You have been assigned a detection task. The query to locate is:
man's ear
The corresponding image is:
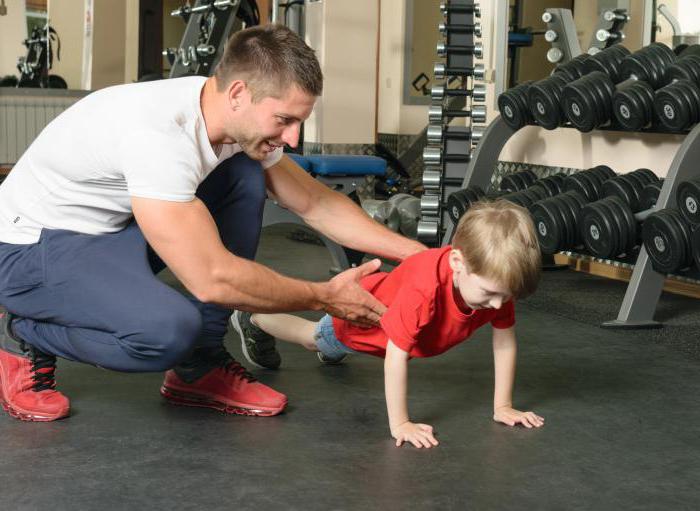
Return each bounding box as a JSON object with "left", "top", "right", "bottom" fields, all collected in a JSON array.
[
  {"left": 448, "top": 249, "right": 465, "bottom": 273},
  {"left": 227, "top": 80, "right": 248, "bottom": 110}
]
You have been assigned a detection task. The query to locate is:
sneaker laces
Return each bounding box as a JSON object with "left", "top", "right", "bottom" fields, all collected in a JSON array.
[
  {"left": 208, "top": 347, "right": 257, "bottom": 383},
  {"left": 29, "top": 349, "right": 58, "bottom": 392}
]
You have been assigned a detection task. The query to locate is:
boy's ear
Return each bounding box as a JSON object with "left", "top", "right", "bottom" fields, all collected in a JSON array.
[{"left": 448, "top": 249, "right": 466, "bottom": 272}]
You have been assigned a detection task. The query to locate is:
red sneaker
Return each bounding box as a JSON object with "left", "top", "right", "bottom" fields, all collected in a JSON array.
[
  {"left": 160, "top": 356, "right": 287, "bottom": 417},
  {"left": 0, "top": 311, "right": 70, "bottom": 422}
]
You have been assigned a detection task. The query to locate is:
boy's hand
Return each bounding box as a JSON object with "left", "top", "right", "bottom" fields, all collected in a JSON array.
[
  {"left": 391, "top": 421, "right": 439, "bottom": 448},
  {"left": 493, "top": 406, "right": 544, "bottom": 428}
]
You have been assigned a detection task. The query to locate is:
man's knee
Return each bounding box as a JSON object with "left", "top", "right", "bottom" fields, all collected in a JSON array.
[{"left": 121, "top": 304, "right": 202, "bottom": 370}]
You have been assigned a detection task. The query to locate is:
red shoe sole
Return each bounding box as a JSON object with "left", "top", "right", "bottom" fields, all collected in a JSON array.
[
  {"left": 0, "top": 399, "right": 69, "bottom": 422},
  {"left": 159, "top": 386, "right": 286, "bottom": 417},
  {"left": 0, "top": 373, "right": 69, "bottom": 422}
]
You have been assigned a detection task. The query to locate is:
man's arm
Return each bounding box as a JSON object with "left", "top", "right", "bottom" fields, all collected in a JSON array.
[
  {"left": 492, "top": 326, "right": 544, "bottom": 428},
  {"left": 385, "top": 340, "right": 438, "bottom": 448},
  {"left": 131, "top": 196, "right": 385, "bottom": 323},
  {"left": 265, "top": 155, "right": 427, "bottom": 261}
]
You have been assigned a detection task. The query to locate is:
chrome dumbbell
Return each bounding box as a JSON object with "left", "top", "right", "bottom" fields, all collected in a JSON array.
[
  {"left": 428, "top": 104, "right": 487, "bottom": 124},
  {"left": 434, "top": 62, "right": 485, "bottom": 80},
  {"left": 437, "top": 41, "right": 483, "bottom": 59},
  {"left": 423, "top": 147, "right": 471, "bottom": 166},
  {"left": 431, "top": 83, "right": 486, "bottom": 103},
  {"left": 426, "top": 125, "right": 484, "bottom": 146},
  {"left": 438, "top": 22, "right": 482, "bottom": 38},
  {"left": 440, "top": 2, "right": 481, "bottom": 18}
]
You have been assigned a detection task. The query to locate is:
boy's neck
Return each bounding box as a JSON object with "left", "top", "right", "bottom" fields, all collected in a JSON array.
[{"left": 452, "top": 283, "right": 473, "bottom": 313}]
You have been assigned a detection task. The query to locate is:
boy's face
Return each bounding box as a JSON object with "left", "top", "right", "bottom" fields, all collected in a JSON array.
[{"left": 449, "top": 250, "right": 512, "bottom": 310}]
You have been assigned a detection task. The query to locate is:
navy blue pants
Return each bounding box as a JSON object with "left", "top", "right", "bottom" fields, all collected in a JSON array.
[{"left": 0, "top": 153, "right": 266, "bottom": 372}]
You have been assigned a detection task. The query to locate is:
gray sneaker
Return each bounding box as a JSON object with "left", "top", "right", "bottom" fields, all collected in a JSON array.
[
  {"left": 317, "top": 351, "right": 346, "bottom": 365},
  {"left": 231, "top": 311, "right": 281, "bottom": 370}
]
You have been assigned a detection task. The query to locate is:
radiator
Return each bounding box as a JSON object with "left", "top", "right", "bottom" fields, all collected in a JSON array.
[{"left": 0, "top": 89, "right": 89, "bottom": 167}]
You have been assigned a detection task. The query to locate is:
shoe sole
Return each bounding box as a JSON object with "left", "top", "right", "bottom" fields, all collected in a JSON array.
[
  {"left": 159, "top": 385, "right": 286, "bottom": 417},
  {"left": 0, "top": 380, "right": 69, "bottom": 422},
  {"left": 230, "top": 311, "right": 269, "bottom": 370}
]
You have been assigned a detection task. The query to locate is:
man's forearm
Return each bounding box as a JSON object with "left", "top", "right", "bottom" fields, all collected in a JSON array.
[
  {"left": 305, "top": 191, "right": 427, "bottom": 262},
  {"left": 207, "top": 253, "right": 325, "bottom": 312}
]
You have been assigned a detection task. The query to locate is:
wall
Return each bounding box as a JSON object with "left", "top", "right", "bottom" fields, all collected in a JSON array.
[
  {"left": 0, "top": 0, "right": 28, "bottom": 78},
  {"left": 90, "top": 0, "right": 127, "bottom": 90},
  {"left": 49, "top": 0, "right": 85, "bottom": 89},
  {"left": 304, "top": 0, "right": 379, "bottom": 146}
]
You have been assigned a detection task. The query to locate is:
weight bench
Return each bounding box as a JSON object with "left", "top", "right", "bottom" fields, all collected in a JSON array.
[{"left": 262, "top": 153, "right": 387, "bottom": 272}]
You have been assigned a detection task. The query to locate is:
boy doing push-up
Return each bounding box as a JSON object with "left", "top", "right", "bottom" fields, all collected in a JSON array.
[{"left": 233, "top": 200, "right": 545, "bottom": 447}]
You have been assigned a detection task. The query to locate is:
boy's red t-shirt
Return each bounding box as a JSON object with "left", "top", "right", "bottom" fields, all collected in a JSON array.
[{"left": 332, "top": 246, "right": 515, "bottom": 358}]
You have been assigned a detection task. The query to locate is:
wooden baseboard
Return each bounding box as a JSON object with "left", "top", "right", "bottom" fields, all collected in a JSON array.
[
  {"left": 553, "top": 253, "right": 700, "bottom": 300},
  {"left": 0, "top": 167, "right": 12, "bottom": 176}
]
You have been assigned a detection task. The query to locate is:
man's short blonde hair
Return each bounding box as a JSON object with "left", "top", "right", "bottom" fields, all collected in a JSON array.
[
  {"left": 214, "top": 24, "right": 323, "bottom": 102},
  {"left": 452, "top": 200, "right": 541, "bottom": 299}
]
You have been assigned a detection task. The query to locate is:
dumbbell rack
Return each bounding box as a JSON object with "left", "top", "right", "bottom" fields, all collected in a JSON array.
[
  {"left": 444, "top": 115, "right": 700, "bottom": 328},
  {"left": 417, "top": 0, "right": 486, "bottom": 245}
]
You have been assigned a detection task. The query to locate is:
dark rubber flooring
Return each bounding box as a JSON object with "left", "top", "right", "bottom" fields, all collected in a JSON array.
[{"left": 1, "top": 225, "right": 699, "bottom": 510}]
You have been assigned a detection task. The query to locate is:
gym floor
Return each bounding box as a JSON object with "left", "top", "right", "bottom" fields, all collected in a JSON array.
[{"left": 1, "top": 224, "right": 699, "bottom": 510}]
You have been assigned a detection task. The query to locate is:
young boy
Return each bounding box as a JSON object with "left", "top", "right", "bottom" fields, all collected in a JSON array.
[{"left": 232, "top": 200, "right": 545, "bottom": 448}]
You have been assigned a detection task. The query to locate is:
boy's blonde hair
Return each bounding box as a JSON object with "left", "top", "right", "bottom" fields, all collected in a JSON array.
[{"left": 452, "top": 200, "right": 541, "bottom": 299}]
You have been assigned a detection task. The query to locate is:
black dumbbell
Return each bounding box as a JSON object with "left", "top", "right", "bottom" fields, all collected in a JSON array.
[
  {"left": 499, "top": 187, "right": 549, "bottom": 212},
  {"left": 498, "top": 81, "right": 534, "bottom": 130},
  {"left": 528, "top": 54, "right": 593, "bottom": 130},
  {"left": 640, "top": 179, "right": 664, "bottom": 210},
  {"left": 601, "top": 168, "right": 659, "bottom": 212},
  {"left": 530, "top": 174, "right": 566, "bottom": 197},
  {"left": 615, "top": 53, "right": 700, "bottom": 130},
  {"left": 531, "top": 190, "right": 588, "bottom": 254},
  {"left": 446, "top": 185, "right": 486, "bottom": 224},
  {"left": 562, "top": 165, "right": 616, "bottom": 202},
  {"left": 676, "top": 177, "right": 700, "bottom": 225},
  {"left": 642, "top": 208, "right": 694, "bottom": 273},
  {"left": 563, "top": 43, "right": 677, "bottom": 132},
  {"left": 499, "top": 169, "right": 538, "bottom": 192}
]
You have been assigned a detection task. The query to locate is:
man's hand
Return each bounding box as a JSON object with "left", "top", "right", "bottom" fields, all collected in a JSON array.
[
  {"left": 320, "top": 259, "right": 386, "bottom": 326},
  {"left": 391, "top": 421, "right": 439, "bottom": 448},
  {"left": 493, "top": 406, "right": 544, "bottom": 428}
]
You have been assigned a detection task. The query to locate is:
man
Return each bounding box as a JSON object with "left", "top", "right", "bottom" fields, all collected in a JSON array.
[{"left": 0, "top": 25, "right": 425, "bottom": 422}]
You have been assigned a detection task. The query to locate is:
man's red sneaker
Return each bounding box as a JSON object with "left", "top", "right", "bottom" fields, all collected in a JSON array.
[
  {"left": 160, "top": 349, "right": 287, "bottom": 417},
  {"left": 0, "top": 310, "right": 70, "bottom": 422}
]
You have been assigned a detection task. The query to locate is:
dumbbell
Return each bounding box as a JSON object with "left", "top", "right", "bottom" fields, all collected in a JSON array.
[
  {"left": 614, "top": 53, "right": 700, "bottom": 130},
  {"left": 434, "top": 63, "right": 485, "bottom": 80},
  {"left": 653, "top": 56, "right": 700, "bottom": 131},
  {"left": 530, "top": 174, "right": 566, "bottom": 197},
  {"left": 561, "top": 165, "right": 617, "bottom": 202},
  {"left": 440, "top": 2, "right": 481, "bottom": 17},
  {"left": 438, "top": 23, "right": 482, "bottom": 37},
  {"left": 361, "top": 199, "right": 401, "bottom": 232},
  {"left": 437, "top": 42, "right": 483, "bottom": 59},
  {"left": 446, "top": 185, "right": 486, "bottom": 224},
  {"left": 527, "top": 53, "right": 595, "bottom": 130},
  {"left": 428, "top": 104, "right": 487, "bottom": 124},
  {"left": 499, "top": 186, "right": 549, "bottom": 212},
  {"left": 640, "top": 180, "right": 664, "bottom": 210},
  {"left": 426, "top": 125, "right": 484, "bottom": 147},
  {"left": 499, "top": 169, "right": 538, "bottom": 192},
  {"left": 642, "top": 208, "right": 694, "bottom": 273},
  {"left": 388, "top": 194, "right": 422, "bottom": 238},
  {"left": 421, "top": 170, "right": 464, "bottom": 191},
  {"left": 601, "top": 168, "right": 659, "bottom": 212},
  {"left": 498, "top": 81, "right": 534, "bottom": 130},
  {"left": 422, "top": 146, "right": 471, "bottom": 166},
  {"left": 563, "top": 43, "right": 677, "bottom": 132},
  {"left": 531, "top": 190, "right": 589, "bottom": 254},
  {"left": 431, "top": 83, "right": 486, "bottom": 102},
  {"left": 676, "top": 177, "right": 700, "bottom": 225}
]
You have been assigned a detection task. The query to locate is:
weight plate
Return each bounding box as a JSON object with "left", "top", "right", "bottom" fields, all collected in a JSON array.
[
  {"left": 618, "top": 174, "right": 643, "bottom": 211},
  {"left": 691, "top": 225, "right": 700, "bottom": 269},
  {"left": 581, "top": 201, "right": 617, "bottom": 258},
  {"left": 532, "top": 199, "right": 566, "bottom": 254},
  {"left": 602, "top": 197, "right": 630, "bottom": 255},
  {"left": 676, "top": 178, "right": 700, "bottom": 225},
  {"left": 640, "top": 181, "right": 663, "bottom": 211},
  {"left": 632, "top": 168, "right": 658, "bottom": 183},
  {"left": 551, "top": 196, "right": 575, "bottom": 248},
  {"left": 602, "top": 177, "right": 637, "bottom": 211},
  {"left": 558, "top": 192, "right": 583, "bottom": 246}
]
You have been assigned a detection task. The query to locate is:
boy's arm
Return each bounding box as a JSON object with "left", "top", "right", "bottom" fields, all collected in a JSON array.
[
  {"left": 492, "top": 326, "right": 545, "bottom": 428},
  {"left": 384, "top": 340, "right": 439, "bottom": 448}
]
